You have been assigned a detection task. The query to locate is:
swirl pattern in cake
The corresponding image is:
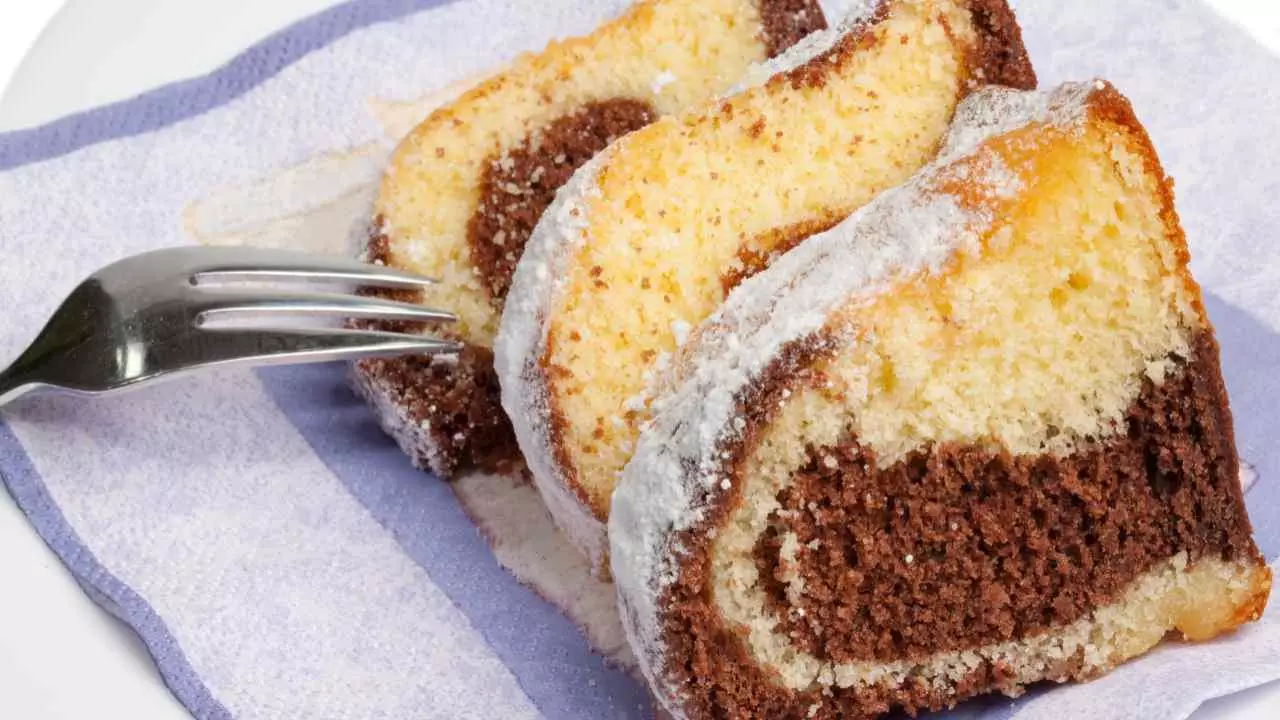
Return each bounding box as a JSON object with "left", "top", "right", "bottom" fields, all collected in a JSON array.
[{"left": 610, "top": 81, "right": 1271, "bottom": 720}]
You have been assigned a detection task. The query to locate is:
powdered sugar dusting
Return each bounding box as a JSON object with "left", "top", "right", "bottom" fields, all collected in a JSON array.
[
  {"left": 609, "top": 82, "right": 1104, "bottom": 713},
  {"left": 350, "top": 362, "right": 453, "bottom": 476},
  {"left": 939, "top": 81, "right": 1095, "bottom": 163},
  {"left": 496, "top": 148, "right": 616, "bottom": 569},
  {"left": 671, "top": 319, "right": 693, "bottom": 347}
]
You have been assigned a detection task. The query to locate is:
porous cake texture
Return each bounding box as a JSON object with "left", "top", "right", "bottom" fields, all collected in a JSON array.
[
  {"left": 610, "top": 81, "right": 1270, "bottom": 720},
  {"left": 353, "top": 0, "right": 827, "bottom": 477},
  {"left": 497, "top": 0, "right": 1035, "bottom": 570}
]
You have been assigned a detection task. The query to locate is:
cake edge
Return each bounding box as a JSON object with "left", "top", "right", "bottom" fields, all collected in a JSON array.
[{"left": 497, "top": 148, "right": 620, "bottom": 572}]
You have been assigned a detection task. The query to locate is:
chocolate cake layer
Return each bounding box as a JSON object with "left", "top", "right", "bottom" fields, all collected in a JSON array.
[
  {"left": 783, "top": 0, "right": 1035, "bottom": 93},
  {"left": 757, "top": 0, "right": 828, "bottom": 58},
  {"left": 354, "top": 233, "right": 515, "bottom": 476},
  {"left": 468, "top": 99, "right": 656, "bottom": 303},
  {"left": 651, "top": 332, "right": 1260, "bottom": 719},
  {"left": 751, "top": 332, "right": 1257, "bottom": 663},
  {"left": 966, "top": 0, "right": 1037, "bottom": 90},
  {"left": 354, "top": 343, "right": 519, "bottom": 477}
]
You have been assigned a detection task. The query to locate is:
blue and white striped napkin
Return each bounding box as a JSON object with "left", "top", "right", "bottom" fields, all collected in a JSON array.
[{"left": 1, "top": 1, "right": 1278, "bottom": 718}]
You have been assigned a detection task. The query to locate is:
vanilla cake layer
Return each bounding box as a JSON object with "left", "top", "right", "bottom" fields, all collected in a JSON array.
[
  {"left": 498, "top": 0, "right": 1035, "bottom": 569},
  {"left": 610, "top": 82, "right": 1270, "bottom": 720},
  {"left": 353, "top": 0, "right": 827, "bottom": 476}
]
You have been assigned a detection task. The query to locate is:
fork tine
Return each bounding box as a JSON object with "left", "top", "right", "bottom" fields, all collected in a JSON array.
[
  {"left": 193, "top": 289, "right": 456, "bottom": 324},
  {"left": 179, "top": 327, "right": 461, "bottom": 368},
  {"left": 188, "top": 247, "right": 438, "bottom": 289}
]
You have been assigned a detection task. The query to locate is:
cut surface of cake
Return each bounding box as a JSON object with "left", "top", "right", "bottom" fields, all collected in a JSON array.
[
  {"left": 609, "top": 81, "right": 1271, "bottom": 720},
  {"left": 497, "top": 0, "right": 1035, "bottom": 570},
  {"left": 352, "top": 0, "right": 827, "bottom": 477}
]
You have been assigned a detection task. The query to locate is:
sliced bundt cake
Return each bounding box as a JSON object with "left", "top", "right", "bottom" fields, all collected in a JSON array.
[
  {"left": 350, "top": 0, "right": 828, "bottom": 477},
  {"left": 610, "top": 81, "right": 1271, "bottom": 720},
  {"left": 497, "top": 0, "right": 1035, "bottom": 570}
]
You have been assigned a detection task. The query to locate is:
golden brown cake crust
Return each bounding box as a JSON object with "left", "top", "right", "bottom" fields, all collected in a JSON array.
[
  {"left": 542, "top": 331, "right": 600, "bottom": 510},
  {"left": 1085, "top": 85, "right": 1205, "bottom": 324}
]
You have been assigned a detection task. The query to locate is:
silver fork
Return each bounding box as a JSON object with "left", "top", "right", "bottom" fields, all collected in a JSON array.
[{"left": 0, "top": 247, "right": 459, "bottom": 406}]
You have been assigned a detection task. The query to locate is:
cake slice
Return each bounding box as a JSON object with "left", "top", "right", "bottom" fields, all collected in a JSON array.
[
  {"left": 497, "top": 0, "right": 1035, "bottom": 570},
  {"left": 350, "top": 0, "right": 827, "bottom": 477},
  {"left": 610, "top": 81, "right": 1271, "bottom": 720}
]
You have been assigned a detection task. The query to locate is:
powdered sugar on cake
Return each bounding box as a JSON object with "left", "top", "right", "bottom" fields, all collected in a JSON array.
[
  {"left": 939, "top": 80, "right": 1098, "bottom": 162},
  {"left": 609, "top": 82, "right": 1099, "bottom": 703},
  {"left": 496, "top": 148, "right": 617, "bottom": 567}
]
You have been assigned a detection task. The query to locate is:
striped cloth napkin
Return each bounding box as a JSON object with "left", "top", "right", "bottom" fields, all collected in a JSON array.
[{"left": 0, "top": 0, "right": 1278, "bottom": 718}]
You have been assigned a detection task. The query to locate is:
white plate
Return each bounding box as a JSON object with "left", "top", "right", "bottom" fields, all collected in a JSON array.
[{"left": 0, "top": 1, "right": 1277, "bottom": 718}]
